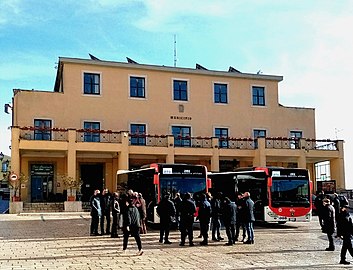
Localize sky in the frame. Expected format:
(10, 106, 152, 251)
(0, 0, 352, 187)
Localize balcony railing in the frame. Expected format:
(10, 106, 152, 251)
(130, 134, 168, 147)
(18, 127, 339, 151)
(19, 127, 68, 141)
(76, 129, 123, 143)
(266, 137, 298, 149)
(266, 137, 338, 151)
(224, 138, 255, 150)
(172, 136, 213, 148)
(304, 139, 338, 151)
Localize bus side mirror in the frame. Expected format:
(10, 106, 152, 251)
(207, 178, 212, 189)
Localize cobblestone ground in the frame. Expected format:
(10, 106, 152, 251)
(0, 213, 351, 270)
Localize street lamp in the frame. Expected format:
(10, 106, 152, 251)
(2, 160, 9, 173)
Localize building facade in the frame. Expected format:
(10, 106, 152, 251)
(10, 56, 345, 203)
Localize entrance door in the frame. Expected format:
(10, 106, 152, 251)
(30, 164, 54, 202)
(31, 176, 43, 202)
(80, 164, 104, 202)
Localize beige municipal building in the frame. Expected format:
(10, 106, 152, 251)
(8, 55, 345, 212)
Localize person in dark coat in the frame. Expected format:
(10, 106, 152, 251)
(211, 192, 224, 241)
(337, 205, 353, 265)
(314, 190, 325, 230)
(222, 197, 237, 245)
(157, 192, 176, 244)
(110, 192, 120, 238)
(332, 193, 341, 223)
(198, 193, 212, 245)
(179, 192, 197, 246)
(174, 192, 183, 229)
(235, 193, 247, 242)
(100, 188, 112, 235)
(122, 198, 143, 255)
(243, 191, 255, 244)
(322, 198, 336, 251)
(90, 189, 102, 236)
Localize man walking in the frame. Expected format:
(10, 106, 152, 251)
(122, 198, 143, 255)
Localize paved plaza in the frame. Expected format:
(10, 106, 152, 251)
(0, 213, 352, 270)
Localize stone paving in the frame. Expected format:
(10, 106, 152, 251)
(0, 213, 352, 270)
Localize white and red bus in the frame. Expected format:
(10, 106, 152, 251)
(116, 163, 211, 224)
(208, 167, 312, 223)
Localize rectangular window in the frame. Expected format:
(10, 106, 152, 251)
(253, 129, 266, 138)
(173, 80, 188, 101)
(214, 83, 228, 104)
(253, 129, 266, 148)
(252, 86, 265, 106)
(130, 76, 145, 98)
(215, 128, 229, 148)
(290, 131, 302, 149)
(83, 122, 100, 142)
(130, 124, 146, 145)
(34, 119, 52, 140)
(84, 73, 100, 95)
(172, 126, 191, 147)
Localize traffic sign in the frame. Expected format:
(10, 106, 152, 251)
(9, 173, 18, 182)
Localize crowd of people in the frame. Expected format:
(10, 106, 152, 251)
(89, 188, 256, 256)
(89, 188, 146, 256)
(89, 187, 353, 265)
(314, 191, 353, 265)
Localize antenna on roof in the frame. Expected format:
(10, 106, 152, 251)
(174, 34, 177, 67)
(89, 54, 100, 60)
(127, 57, 138, 64)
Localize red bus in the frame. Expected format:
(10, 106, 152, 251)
(116, 163, 211, 224)
(208, 167, 312, 223)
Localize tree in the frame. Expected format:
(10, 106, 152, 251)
(8, 172, 29, 200)
(59, 175, 83, 200)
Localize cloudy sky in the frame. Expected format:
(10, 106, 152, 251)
(1, 0, 352, 187)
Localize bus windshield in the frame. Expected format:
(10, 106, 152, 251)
(160, 176, 207, 200)
(271, 178, 310, 207)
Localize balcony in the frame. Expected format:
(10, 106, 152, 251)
(76, 129, 123, 143)
(130, 134, 168, 147)
(221, 138, 255, 149)
(20, 127, 68, 141)
(265, 137, 338, 151)
(18, 127, 339, 151)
